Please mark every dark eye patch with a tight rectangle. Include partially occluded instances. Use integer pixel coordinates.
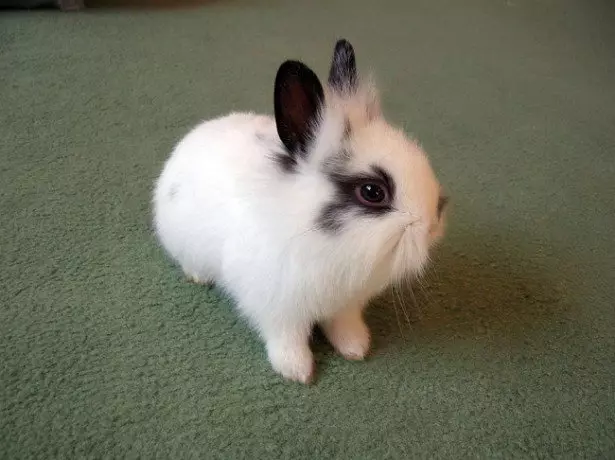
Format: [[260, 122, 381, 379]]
[[317, 165, 396, 233]]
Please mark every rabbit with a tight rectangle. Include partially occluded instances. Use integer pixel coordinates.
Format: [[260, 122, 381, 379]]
[[152, 39, 448, 384]]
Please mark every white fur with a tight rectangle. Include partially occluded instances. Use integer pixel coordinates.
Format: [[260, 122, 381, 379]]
[[153, 67, 445, 384]]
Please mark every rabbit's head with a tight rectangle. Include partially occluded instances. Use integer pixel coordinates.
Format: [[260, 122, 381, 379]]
[[273, 39, 448, 287]]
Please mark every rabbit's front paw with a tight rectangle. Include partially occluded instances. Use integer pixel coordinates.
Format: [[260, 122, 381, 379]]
[[323, 307, 370, 361], [267, 340, 314, 384]]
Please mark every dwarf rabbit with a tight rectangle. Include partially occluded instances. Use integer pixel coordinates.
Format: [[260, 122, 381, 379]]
[[153, 39, 448, 383]]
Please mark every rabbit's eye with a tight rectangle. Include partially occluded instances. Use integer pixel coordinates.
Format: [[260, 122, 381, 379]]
[[356, 183, 390, 207]]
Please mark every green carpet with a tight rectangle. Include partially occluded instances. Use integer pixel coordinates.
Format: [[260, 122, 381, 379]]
[[1, 0, 614, 457]]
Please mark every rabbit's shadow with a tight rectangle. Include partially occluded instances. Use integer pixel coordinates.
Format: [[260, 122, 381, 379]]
[[313, 229, 570, 357]]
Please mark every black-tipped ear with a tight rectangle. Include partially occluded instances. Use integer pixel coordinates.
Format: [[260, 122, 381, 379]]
[[274, 60, 324, 155], [328, 39, 358, 93]]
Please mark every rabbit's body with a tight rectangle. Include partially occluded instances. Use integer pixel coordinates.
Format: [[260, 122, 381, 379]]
[[155, 111, 379, 322], [154, 112, 287, 286], [153, 40, 448, 383]]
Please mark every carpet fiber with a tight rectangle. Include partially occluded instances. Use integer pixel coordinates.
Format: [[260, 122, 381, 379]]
[[1, 0, 614, 457]]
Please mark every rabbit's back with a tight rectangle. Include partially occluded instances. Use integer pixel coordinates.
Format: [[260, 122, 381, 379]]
[[152, 112, 283, 281]]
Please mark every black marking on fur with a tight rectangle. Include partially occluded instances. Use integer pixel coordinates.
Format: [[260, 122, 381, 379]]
[[328, 39, 358, 93], [273, 152, 298, 173], [257, 130, 298, 174], [343, 118, 352, 139], [437, 195, 449, 219], [168, 184, 179, 200], [319, 202, 350, 233], [317, 164, 396, 233]]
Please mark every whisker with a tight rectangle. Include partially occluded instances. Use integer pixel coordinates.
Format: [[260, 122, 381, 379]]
[[395, 281, 413, 331], [407, 280, 424, 321], [414, 273, 434, 311], [389, 289, 405, 339]]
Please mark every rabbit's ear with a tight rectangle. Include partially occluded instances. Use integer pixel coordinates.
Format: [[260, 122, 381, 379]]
[[274, 60, 324, 155], [328, 39, 358, 93]]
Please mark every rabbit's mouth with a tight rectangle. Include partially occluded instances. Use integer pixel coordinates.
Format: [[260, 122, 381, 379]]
[[388, 223, 432, 281]]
